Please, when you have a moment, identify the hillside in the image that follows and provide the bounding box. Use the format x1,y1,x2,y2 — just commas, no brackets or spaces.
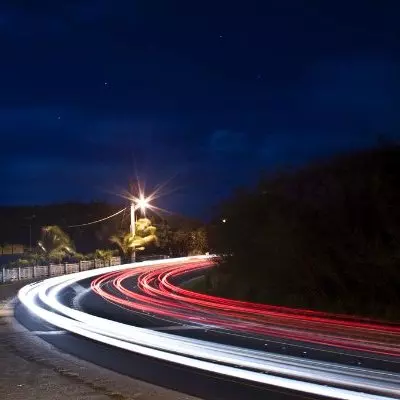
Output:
209,145,400,320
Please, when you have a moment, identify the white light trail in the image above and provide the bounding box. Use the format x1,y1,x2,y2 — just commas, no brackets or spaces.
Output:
18,256,400,400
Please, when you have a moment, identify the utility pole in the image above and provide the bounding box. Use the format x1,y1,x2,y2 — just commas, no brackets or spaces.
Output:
29,224,32,252
25,214,35,253
129,192,149,263
130,202,136,263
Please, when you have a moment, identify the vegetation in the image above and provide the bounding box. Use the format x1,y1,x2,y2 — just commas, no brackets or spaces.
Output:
208,146,400,321
172,228,208,256
0,202,204,254
109,232,132,259
38,225,75,262
94,249,118,262
109,218,209,260
0,200,209,269
0,202,125,254
110,218,158,261
155,219,174,256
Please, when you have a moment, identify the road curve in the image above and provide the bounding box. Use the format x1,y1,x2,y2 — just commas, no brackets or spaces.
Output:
17,256,400,400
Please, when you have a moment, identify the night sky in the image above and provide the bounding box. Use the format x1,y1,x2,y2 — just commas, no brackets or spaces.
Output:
1,1,399,217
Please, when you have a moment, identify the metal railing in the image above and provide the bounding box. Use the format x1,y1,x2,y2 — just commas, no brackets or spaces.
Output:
0,256,121,284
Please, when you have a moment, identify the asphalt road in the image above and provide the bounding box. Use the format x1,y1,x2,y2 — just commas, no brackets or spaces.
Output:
73,275,399,373
15,302,326,400
14,258,400,400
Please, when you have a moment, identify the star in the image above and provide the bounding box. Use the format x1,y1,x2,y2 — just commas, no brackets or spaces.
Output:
219,34,223,39
57,116,61,120
104,82,108,86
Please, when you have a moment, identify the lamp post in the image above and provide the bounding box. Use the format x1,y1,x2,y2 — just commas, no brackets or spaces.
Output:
25,215,36,253
130,195,149,262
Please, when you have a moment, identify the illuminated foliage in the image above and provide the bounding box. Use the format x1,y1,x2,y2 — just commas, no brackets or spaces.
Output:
110,218,157,259
38,225,75,262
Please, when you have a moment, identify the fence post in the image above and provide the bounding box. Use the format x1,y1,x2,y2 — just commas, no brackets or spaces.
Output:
18,267,21,281
48,265,51,277
64,263,67,275
33,265,36,279
2,267,5,283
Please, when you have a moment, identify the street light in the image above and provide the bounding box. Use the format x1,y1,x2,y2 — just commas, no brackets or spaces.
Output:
25,214,36,252
130,194,150,262
136,195,149,213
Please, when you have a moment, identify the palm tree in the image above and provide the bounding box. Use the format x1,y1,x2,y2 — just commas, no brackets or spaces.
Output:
109,232,132,260
110,218,157,261
38,225,74,262
133,218,158,248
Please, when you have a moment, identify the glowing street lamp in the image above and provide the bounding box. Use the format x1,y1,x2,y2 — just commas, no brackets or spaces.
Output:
130,195,150,235
136,196,149,213
130,194,150,262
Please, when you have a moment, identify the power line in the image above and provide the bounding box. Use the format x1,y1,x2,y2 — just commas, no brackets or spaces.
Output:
120,207,127,229
68,207,127,228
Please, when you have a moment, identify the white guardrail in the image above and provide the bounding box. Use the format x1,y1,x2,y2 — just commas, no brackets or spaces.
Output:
0,257,121,283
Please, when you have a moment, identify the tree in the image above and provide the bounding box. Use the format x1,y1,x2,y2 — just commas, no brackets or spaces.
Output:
38,225,75,262
188,227,208,255
95,249,117,263
172,229,190,256
155,220,174,255
209,146,400,319
171,227,208,256
109,232,131,259
110,218,157,261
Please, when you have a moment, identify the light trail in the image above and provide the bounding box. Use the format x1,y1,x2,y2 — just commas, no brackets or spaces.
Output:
18,256,400,400
91,260,400,358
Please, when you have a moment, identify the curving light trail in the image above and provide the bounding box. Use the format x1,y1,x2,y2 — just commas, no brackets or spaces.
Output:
91,259,400,358
18,256,400,400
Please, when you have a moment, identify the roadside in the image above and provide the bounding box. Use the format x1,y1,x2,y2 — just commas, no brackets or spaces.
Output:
0,279,39,307
0,281,199,400
181,276,207,292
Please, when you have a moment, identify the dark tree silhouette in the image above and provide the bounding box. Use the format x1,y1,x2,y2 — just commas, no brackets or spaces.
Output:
209,146,400,321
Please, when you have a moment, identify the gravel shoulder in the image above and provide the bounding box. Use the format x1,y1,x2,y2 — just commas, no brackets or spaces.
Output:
0,281,200,400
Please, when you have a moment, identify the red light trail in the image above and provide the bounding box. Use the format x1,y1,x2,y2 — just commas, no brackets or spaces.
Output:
91,259,400,358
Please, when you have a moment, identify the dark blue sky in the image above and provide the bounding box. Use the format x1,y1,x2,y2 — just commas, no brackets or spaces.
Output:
1,1,399,217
